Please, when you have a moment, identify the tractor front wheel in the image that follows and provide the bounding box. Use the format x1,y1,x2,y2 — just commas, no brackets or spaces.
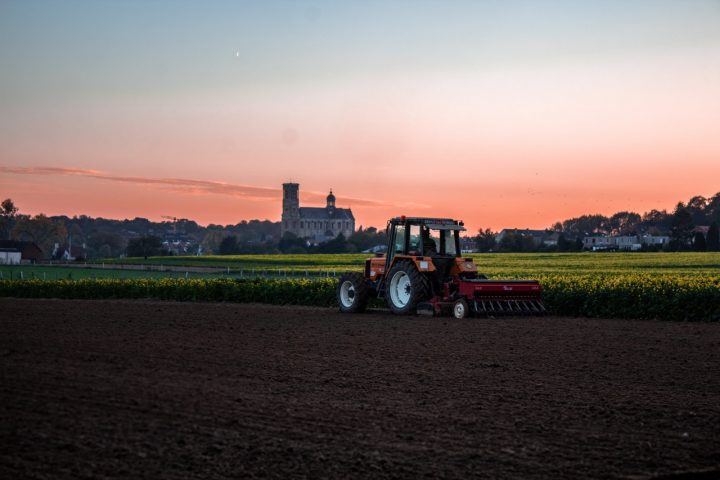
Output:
385,261,430,315
453,299,469,319
337,272,369,313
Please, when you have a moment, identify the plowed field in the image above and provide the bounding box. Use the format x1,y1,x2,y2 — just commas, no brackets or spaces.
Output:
1,299,719,479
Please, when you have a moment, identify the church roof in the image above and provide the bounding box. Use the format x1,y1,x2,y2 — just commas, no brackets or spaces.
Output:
299,207,354,220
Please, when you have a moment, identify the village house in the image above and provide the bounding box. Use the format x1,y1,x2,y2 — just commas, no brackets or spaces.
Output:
52,242,87,262
0,241,43,263
583,235,669,251
0,248,21,264
582,236,615,250
639,234,670,247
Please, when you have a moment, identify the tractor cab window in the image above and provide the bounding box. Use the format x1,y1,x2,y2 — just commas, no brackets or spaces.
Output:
421,226,439,255
394,225,406,254
409,225,421,253
443,230,458,256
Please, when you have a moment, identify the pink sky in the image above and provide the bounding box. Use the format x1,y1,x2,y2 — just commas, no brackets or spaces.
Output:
1,2,719,233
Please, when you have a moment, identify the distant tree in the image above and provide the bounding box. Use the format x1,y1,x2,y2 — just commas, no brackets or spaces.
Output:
218,235,240,255
122,217,154,236
201,229,226,254
685,195,708,225
692,232,706,252
68,223,84,245
12,214,68,258
706,222,719,252
0,198,19,240
474,228,497,252
670,206,694,251
561,214,609,237
498,232,517,252
87,231,126,258
707,193,720,224
1,198,18,215
347,226,387,252
315,233,348,253
498,231,537,252
522,235,538,252
98,244,112,258
557,233,570,252
278,232,307,253
640,209,671,234
175,219,202,236
608,211,641,236
126,235,166,259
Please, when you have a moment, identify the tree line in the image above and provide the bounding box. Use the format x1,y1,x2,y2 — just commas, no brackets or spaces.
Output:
0,198,386,259
471,193,720,252
2,192,718,259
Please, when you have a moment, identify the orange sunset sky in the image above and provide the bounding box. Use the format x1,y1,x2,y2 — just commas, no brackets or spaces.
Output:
1,1,719,233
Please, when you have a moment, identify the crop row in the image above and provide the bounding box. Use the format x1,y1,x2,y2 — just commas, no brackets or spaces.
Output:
0,278,338,307
534,274,720,321
101,252,720,275
1,274,719,321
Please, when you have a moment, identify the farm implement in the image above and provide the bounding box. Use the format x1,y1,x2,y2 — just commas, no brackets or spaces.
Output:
337,216,545,318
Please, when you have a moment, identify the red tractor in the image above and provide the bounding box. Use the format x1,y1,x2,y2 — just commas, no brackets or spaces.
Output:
337,216,545,318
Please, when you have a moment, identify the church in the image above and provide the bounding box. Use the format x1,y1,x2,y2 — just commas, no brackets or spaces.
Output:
280,183,355,242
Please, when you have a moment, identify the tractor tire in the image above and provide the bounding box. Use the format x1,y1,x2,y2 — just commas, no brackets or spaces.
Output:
453,299,469,319
337,272,369,313
385,261,431,315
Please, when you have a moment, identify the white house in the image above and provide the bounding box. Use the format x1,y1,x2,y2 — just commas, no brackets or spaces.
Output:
0,248,22,264
582,236,614,250
640,235,669,246
614,236,641,251
584,234,671,251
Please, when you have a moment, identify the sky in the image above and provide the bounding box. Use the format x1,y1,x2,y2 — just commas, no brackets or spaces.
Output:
1,0,719,232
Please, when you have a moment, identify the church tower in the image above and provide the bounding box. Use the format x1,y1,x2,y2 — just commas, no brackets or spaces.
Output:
326,189,336,216
281,183,300,236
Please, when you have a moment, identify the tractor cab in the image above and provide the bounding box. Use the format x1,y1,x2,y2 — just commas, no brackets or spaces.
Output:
386,216,463,265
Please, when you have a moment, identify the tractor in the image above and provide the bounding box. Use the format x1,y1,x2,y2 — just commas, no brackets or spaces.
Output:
337,216,546,318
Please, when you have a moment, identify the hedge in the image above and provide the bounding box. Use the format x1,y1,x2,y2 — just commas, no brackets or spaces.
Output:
1,275,718,321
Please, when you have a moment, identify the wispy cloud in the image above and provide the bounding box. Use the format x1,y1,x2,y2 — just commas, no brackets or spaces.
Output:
0,166,417,208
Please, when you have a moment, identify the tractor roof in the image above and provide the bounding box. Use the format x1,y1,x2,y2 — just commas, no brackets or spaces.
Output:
388,217,466,230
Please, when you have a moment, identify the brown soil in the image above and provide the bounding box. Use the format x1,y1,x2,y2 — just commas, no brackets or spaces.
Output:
1,298,719,479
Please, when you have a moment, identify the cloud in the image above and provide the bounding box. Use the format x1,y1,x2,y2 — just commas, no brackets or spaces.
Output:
0,165,409,208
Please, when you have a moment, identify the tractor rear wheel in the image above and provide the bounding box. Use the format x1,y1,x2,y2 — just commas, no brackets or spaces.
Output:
385,261,430,315
337,272,369,313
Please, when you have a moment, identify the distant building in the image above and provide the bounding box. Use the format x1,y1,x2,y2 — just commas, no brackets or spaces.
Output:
53,242,86,262
0,248,21,264
614,236,640,251
496,229,557,247
583,236,615,250
460,236,477,253
0,241,43,263
583,235,669,251
640,235,669,246
281,183,355,242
